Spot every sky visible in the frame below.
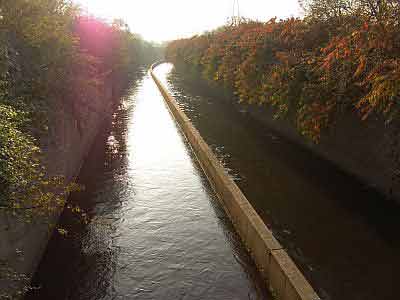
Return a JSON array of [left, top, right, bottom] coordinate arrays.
[[74, 0, 302, 42]]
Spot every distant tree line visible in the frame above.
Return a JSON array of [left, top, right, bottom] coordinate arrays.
[[0, 0, 160, 220], [165, 0, 400, 143]]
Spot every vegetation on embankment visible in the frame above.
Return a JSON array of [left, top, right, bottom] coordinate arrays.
[[165, 0, 400, 143], [0, 1, 161, 297], [0, 0, 159, 219]]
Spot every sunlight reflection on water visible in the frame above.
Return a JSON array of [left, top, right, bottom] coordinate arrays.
[[27, 67, 268, 300]]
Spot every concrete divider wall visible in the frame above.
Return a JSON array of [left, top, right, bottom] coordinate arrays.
[[150, 64, 321, 300]]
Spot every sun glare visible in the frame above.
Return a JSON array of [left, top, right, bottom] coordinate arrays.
[[75, 0, 301, 42]]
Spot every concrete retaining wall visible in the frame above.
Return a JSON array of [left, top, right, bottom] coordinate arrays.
[[243, 103, 399, 201], [171, 62, 400, 202], [0, 76, 121, 297], [150, 64, 320, 300]]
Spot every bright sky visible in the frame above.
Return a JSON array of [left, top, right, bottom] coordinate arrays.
[[74, 0, 302, 42]]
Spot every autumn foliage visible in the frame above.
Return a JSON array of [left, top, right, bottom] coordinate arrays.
[[0, 0, 159, 218], [166, 0, 400, 142]]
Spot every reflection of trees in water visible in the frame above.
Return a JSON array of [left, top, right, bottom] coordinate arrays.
[[26, 70, 146, 300], [165, 64, 400, 300], [166, 67, 242, 182], [167, 64, 233, 101], [166, 68, 266, 298], [67, 217, 119, 299], [192, 165, 268, 299]]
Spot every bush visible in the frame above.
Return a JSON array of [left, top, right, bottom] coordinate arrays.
[[166, 0, 400, 142], [0, 0, 158, 218]]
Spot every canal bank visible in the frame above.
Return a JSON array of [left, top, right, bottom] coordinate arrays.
[[160, 63, 400, 300], [26, 70, 269, 299], [151, 64, 319, 300], [0, 68, 138, 298]]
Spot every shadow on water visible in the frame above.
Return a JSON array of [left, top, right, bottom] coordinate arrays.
[[26, 67, 269, 300], [162, 63, 400, 300], [26, 71, 145, 300], [183, 140, 268, 299]]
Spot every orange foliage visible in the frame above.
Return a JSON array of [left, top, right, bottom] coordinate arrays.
[[166, 4, 400, 142]]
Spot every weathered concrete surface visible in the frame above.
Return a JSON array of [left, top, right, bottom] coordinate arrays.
[[0, 78, 118, 297], [243, 103, 400, 201], [172, 62, 400, 202], [150, 64, 320, 300]]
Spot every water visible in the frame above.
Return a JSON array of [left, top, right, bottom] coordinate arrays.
[[26, 69, 269, 299], [160, 63, 400, 300]]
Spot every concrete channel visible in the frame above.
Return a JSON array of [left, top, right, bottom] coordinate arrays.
[[26, 69, 268, 299], [150, 63, 320, 300]]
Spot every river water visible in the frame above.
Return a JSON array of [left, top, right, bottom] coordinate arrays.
[[26, 69, 269, 299], [160, 63, 400, 300]]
